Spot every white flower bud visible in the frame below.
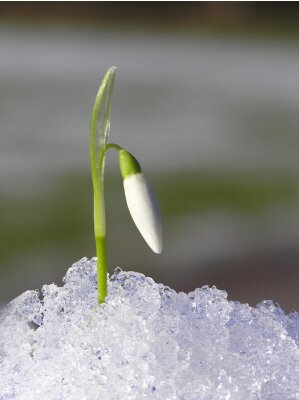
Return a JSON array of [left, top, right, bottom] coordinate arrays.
[[123, 172, 163, 254]]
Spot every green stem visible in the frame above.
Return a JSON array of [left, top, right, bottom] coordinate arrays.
[[93, 143, 123, 303], [95, 236, 107, 303], [89, 67, 117, 304]]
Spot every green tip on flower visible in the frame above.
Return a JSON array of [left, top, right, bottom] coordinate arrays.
[[119, 149, 142, 179]]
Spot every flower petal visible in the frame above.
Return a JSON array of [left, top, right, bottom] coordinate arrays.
[[123, 173, 162, 253]]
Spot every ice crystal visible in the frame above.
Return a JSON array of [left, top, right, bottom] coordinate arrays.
[[1, 258, 299, 399]]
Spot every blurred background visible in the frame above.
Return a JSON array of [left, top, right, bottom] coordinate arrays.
[[1, 3, 299, 311]]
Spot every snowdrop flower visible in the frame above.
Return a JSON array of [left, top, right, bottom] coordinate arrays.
[[90, 66, 163, 302], [119, 150, 163, 254]]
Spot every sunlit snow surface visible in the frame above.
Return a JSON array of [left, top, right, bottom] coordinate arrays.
[[1, 258, 299, 400]]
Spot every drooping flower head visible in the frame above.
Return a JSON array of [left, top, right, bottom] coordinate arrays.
[[119, 150, 163, 254]]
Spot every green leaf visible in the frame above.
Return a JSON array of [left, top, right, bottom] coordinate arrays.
[[90, 66, 117, 172]]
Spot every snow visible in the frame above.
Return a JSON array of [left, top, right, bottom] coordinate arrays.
[[1, 257, 299, 399]]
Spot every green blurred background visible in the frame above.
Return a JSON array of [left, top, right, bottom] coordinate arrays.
[[1, 3, 299, 310]]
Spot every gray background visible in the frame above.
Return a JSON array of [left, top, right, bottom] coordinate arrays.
[[1, 3, 299, 311]]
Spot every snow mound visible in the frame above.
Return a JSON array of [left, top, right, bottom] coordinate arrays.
[[1, 257, 299, 399]]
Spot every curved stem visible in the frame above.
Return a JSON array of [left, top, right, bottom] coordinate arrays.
[[94, 143, 123, 303], [104, 143, 123, 153]]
